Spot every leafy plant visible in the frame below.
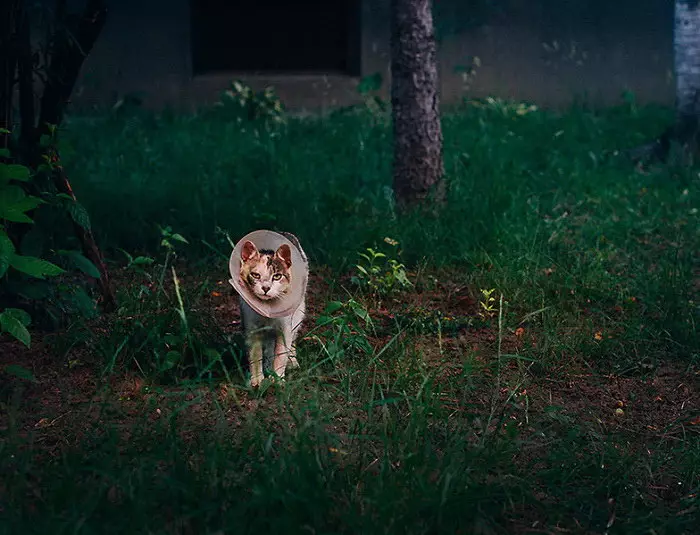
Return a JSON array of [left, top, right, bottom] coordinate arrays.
[[356, 72, 387, 114], [313, 298, 373, 359], [352, 238, 412, 296], [0, 307, 32, 347], [0, 139, 69, 346], [102, 229, 232, 381], [478, 288, 497, 320], [214, 80, 285, 124]]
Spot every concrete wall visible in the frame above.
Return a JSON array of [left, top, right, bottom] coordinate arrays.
[[69, 0, 674, 112]]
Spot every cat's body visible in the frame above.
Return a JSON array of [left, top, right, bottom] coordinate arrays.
[[238, 240, 306, 387]]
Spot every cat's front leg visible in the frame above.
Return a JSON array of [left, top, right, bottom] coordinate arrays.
[[247, 336, 264, 387], [272, 328, 291, 379], [273, 325, 298, 377]]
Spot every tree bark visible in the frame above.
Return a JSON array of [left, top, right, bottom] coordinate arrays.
[[673, 0, 700, 152], [390, 0, 444, 209], [628, 1, 700, 162]]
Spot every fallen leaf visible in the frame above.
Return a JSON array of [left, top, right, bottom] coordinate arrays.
[[594, 331, 603, 341], [515, 327, 525, 337], [688, 416, 700, 426]]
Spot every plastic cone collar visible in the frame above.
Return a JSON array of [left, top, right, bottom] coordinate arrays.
[[228, 230, 308, 318]]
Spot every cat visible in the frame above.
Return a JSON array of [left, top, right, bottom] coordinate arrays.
[[238, 239, 306, 387]]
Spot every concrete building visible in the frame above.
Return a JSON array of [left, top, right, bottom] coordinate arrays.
[[69, 0, 674, 112]]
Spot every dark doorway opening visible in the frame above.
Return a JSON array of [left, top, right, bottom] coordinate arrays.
[[190, 0, 361, 76]]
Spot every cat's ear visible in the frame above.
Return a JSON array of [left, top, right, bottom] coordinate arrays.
[[275, 244, 292, 268], [241, 241, 259, 262]]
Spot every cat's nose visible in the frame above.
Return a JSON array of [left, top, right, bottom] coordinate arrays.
[[262, 285, 270, 294]]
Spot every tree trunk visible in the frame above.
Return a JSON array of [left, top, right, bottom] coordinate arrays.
[[628, 1, 700, 162], [390, 0, 444, 209], [673, 0, 700, 153]]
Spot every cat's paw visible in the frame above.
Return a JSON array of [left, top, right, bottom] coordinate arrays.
[[249, 374, 264, 388]]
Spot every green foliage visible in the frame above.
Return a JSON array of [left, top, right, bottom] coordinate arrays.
[[313, 298, 373, 358], [0, 134, 103, 345], [0, 155, 63, 346], [99, 232, 235, 381], [356, 72, 387, 114], [0, 307, 32, 347], [213, 80, 285, 124], [352, 239, 412, 296]]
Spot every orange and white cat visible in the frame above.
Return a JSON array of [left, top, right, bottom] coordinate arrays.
[[239, 240, 305, 387]]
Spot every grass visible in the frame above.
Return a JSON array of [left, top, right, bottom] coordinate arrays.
[[1, 96, 699, 533]]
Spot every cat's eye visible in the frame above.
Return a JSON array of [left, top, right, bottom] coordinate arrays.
[[272, 273, 282, 281], [250, 273, 261, 279]]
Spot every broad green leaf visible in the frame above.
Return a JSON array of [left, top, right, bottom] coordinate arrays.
[[0, 164, 30, 182], [3, 307, 31, 326], [324, 301, 344, 314], [10, 255, 65, 279], [0, 186, 36, 222], [0, 229, 14, 278], [0, 209, 33, 223], [0, 313, 31, 347], [59, 250, 101, 278], [0, 148, 10, 158], [3, 364, 36, 382], [132, 256, 154, 266], [0, 185, 26, 204], [12, 196, 43, 213], [170, 233, 189, 244], [67, 201, 91, 230], [54, 195, 92, 230]]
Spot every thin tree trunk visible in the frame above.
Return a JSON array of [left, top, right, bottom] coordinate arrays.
[[628, 0, 700, 162], [390, 0, 444, 209], [673, 0, 700, 152]]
